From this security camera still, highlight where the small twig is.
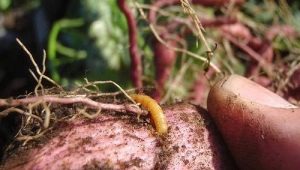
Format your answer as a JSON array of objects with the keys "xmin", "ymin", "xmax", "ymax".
[{"xmin": 16, "ymin": 38, "xmax": 62, "ymax": 90}]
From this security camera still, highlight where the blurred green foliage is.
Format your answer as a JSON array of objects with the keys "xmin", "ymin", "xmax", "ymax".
[
  {"xmin": 2, "ymin": 0, "xmax": 40, "ymax": 11},
  {"xmin": 0, "ymin": 0, "xmax": 11, "ymax": 11},
  {"xmin": 49, "ymin": 0, "xmax": 134, "ymax": 90},
  {"xmin": 48, "ymin": 18, "xmax": 85, "ymax": 82}
]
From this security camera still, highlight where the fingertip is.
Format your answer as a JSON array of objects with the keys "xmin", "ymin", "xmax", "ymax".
[
  {"xmin": 211, "ymin": 74, "xmax": 297, "ymax": 108},
  {"xmin": 207, "ymin": 74, "xmax": 300, "ymax": 169}
]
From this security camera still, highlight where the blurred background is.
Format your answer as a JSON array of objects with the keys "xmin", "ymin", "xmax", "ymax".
[{"xmin": 0, "ymin": 0, "xmax": 299, "ymax": 105}]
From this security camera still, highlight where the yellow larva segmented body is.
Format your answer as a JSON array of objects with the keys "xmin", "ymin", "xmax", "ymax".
[{"xmin": 130, "ymin": 94, "xmax": 168, "ymax": 135}]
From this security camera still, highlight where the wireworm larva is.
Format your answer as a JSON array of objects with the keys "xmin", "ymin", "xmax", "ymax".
[{"xmin": 130, "ymin": 94, "xmax": 168, "ymax": 135}]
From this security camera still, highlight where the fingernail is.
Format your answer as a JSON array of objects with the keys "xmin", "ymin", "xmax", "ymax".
[{"xmin": 220, "ymin": 75, "xmax": 297, "ymax": 108}]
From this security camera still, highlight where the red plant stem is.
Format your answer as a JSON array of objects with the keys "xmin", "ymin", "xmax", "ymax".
[
  {"xmin": 200, "ymin": 17, "xmax": 237, "ymax": 27},
  {"xmin": 166, "ymin": 17, "xmax": 237, "ymax": 36},
  {"xmin": 152, "ymin": 37, "xmax": 177, "ymax": 101},
  {"xmin": 223, "ymin": 33, "xmax": 262, "ymax": 61},
  {"xmin": 118, "ymin": 0, "xmax": 143, "ymax": 89},
  {"xmin": 0, "ymin": 96, "xmax": 146, "ymax": 115},
  {"xmin": 222, "ymin": 32, "xmax": 273, "ymax": 76}
]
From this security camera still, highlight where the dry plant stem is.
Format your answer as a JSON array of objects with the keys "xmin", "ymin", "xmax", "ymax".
[
  {"xmin": 147, "ymin": 0, "xmax": 241, "ymax": 25},
  {"xmin": 16, "ymin": 38, "xmax": 62, "ymax": 90},
  {"xmin": 180, "ymin": 0, "xmax": 211, "ymax": 52},
  {"xmin": 279, "ymin": 0, "xmax": 294, "ymax": 25},
  {"xmin": 161, "ymin": 59, "xmax": 192, "ymax": 103},
  {"xmin": 0, "ymin": 95, "xmax": 145, "ymax": 115},
  {"xmin": 90, "ymin": 81, "xmax": 136, "ymax": 103},
  {"xmin": 180, "ymin": 0, "xmax": 214, "ymax": 70},
  {"xmin": 222, "ymin": 33, "xmax": 273, "ymax": 77},
  {"xmin": 135, "ymin": 2, "xmax": 221, "ymax": 73},
  {"xmin": 117, "ymin": 0, "xmax": 143, "ymax": 89},
  {"xmin": 144, "ymin": 3, "xmax": 236, "ymax": 39}
]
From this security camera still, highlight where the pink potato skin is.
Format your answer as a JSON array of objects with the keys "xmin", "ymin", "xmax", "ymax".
[{"xmin": 1, "ymin": 103, "xmax": 235, "ymax": 170}]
